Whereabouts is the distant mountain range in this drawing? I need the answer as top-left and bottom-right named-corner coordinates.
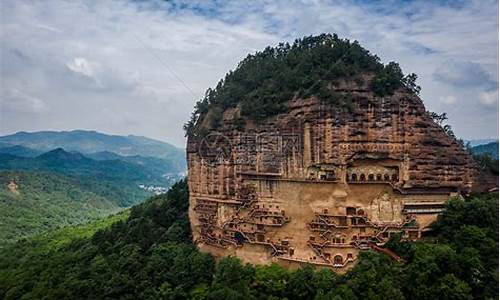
top-left (0, 130), bottom-right (186, 176)
top-left (0, 130), bottom-right (185, 168)
top-left (466, 139), bottom-right (498, 147)
top-left (0, 148), bottom-right (166, 185)
top-left (471, 141), bottom-right (499, 159)
top-left (0, 130), bottom-right (187, 246)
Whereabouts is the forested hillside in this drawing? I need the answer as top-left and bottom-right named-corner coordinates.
top-left (0, 130), bottom-right (187, 176)
top-left (0, 149), bottom-right (167, 186)
top-left (0, 131), bottom-right (187, 248)
top-left (471, 141), bottom-right (499, 159)
top-left (0, 180), bottom-right (497, 300)
top-left (0, 171), bottom-right (147, 246)
top-left (185, 33), bottom-right (419, 135)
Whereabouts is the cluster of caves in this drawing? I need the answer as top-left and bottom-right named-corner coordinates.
top-left (347, 173), bottom-right (399, 182)
top-left (187, 78), bottom-right (475, 271)
top-left (192, 173), bottom-right (422, 268)
top-left (305, 162), bottom-right (400, 184)
top-left (306, 206), bottom-right (418, 266)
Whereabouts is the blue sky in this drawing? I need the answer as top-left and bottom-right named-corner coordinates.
top-left (1, 0), bottom-right (498, 147)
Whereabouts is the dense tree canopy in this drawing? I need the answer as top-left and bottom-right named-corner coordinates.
top-left (184, 34), bottom-right (419, 135)
top-left (0, 180), bottom-right (497, 299)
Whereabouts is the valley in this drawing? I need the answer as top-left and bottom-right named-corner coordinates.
top-left (0, 130), bottom-right (187, 246)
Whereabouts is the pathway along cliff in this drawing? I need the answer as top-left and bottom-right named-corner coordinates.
top-left (185, 34), bottom-right (476, 271)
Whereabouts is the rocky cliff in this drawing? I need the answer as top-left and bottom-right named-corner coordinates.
top-left (186, 34), bottom-right (476, 270)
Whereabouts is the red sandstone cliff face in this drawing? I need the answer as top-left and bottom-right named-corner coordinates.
top-left (186, 77), bottom-right (476, 270)
top-left (188, 78), bottom-right (475, 193)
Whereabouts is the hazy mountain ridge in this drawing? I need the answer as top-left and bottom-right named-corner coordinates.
top-left (0, 130), bottom-right (187, 184)
top-left (0, 130), bottom-right (186, 172)
top-left (0, 148), bottom-right (166, 185)
top-left (471, 141), bottom-right (499, 159)
top-left (467, 139), bottom-right (498, 147)
top-left (0, 145), bottom-right (43, 157)
top-left (0, 130), bottom-right (187, 247)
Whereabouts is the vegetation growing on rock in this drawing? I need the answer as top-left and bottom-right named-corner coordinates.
top-left (184, 33), bottom-right (420, 136)
top-left (1, 179), bottom-right (497, 300)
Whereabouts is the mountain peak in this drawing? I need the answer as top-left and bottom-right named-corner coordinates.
top-left (38, 148), bottom-right (87, 161)
top-left (0, 130), bottom-right (184, 160)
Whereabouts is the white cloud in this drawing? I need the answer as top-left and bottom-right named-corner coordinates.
top-left (1, 89), bottom-right (48, 113)
top-left (434, 59), bottom-right (497, 89)
top-left (66, 57), bottom-right (95, 78)
top-left (440, 95), bottom-right (457, 104)
top-left (0, 0), bottom-right (498, 145)
top-left (35, 24), bottom-right (62, 33)
top-left (480, 90), bottom-right (499, 105)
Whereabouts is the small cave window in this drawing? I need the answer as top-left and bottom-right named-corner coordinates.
top-left (392, 174), bottom-right (399, 182)
top-left (235, 231), bottom-right (246, 244)
top-left (346, 207), bottom-right (356, 215)
top-left (384, 174), bottom-right (390, 181)
top-left (368, 174), bottom-right (374, 181)
top-left (347, 253), bottom-right (353, 259)
top-left (351, 174), bottom-right (357, 181)
top-left (360, 174), bottom-right (366, 181)
top-left (334, 255), bottom-right (343, 265)
top-left (257, 234), bottom-right (265, 242)
top-left (376, 174), bottom-right (382, 181)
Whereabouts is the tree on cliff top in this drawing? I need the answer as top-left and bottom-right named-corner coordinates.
top-left (184, 33), bottom-right (420, 136)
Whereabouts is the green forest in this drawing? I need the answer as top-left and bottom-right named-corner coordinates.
top-left (184, 34), bottom-right (420, 135)
top-left (0, 170), bottom-right (148, 247)
top-left (1, 179), bottom-right (497, 300)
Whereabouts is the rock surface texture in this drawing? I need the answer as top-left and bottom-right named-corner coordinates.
top-left (187, 56), bottom-right (476, 272)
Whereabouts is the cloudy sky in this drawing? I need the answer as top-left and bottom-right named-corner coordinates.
top-left (1, 0), bottom-right (498, 147)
